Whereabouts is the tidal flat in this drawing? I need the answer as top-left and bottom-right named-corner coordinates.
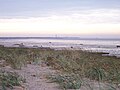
top-left (0, 46), bottom-right (120, 90)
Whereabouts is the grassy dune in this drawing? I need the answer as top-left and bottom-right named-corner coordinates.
top-left (0, 47), bottom-right (120, 89)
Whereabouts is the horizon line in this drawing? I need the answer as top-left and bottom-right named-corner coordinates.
top-left (0, 36), bottom-right (120, 40)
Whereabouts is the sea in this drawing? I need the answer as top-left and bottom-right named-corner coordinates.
top-left (0, 37), bottom-right (120, 57)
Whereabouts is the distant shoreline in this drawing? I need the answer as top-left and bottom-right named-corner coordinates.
top-left (0, 37), bottom-right (120, 40)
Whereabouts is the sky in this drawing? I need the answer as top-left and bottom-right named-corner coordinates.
top-left (0, 0), bottom-right (120, 38)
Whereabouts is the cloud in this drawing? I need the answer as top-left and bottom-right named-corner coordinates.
top-left (0, 8), bottom-right (120, 36)
top-left (1, 8), bottom-right (120, 24)
top-left (65, 9), bottom-right (120, 24)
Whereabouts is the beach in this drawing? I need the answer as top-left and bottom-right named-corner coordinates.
top-left (0, 44), bottom-right (120, 90)
top-left (0, 38), bottom-right (120, 57)
top-left (1, 0), bottom-right (120, 89)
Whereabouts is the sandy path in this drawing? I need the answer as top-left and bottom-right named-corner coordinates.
top-left (1, 61), bottom-right (119, 90)
top-left (0, 61), bottom-right (60, 90)
top-left (14, 63), bottom-right (60, 90)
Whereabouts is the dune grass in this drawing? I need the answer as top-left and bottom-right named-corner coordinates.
top-left (0, 70), bottom-right (25, 90)
top-left (43, 50), bottom-right (120, 89)
top-left (0, 47), bottom-right (120, 89)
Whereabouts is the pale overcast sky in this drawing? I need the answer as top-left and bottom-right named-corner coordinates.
top-left (0, 0), bottom-right (120, 38)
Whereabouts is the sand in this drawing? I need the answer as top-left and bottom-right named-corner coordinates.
top-left (0, 59), bottom-right (120, 90)
top-left (0, 62), bottom-right (60, 90)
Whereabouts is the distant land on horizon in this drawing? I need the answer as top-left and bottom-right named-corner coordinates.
top-left (0, 37), bottom-right (120, 40)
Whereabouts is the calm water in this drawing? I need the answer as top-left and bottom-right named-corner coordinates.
top-left (0, 38), bottom-right (120, 57)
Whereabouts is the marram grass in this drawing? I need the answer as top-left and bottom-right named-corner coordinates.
top-left (0, 47), bottom-right (120, 89)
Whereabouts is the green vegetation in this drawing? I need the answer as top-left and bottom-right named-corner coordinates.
top-left (44, 50), bottom-right (120, 89)
top-left (0, 47), bottom-right (41, 69)
top-left (49, 74), bottom-right (82, 89)
top-left (0, 70), bottom-right (25, 90)
top-left (0, 46), bottom-right (120, 89)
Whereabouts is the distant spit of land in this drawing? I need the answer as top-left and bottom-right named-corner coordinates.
top-left (0, 37), bottom-right (120, 40)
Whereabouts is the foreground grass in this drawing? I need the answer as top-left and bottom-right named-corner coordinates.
top-left (0, 70), bottom-right (25, 90)
top-left (0, 47), bottom-right (120, 89)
